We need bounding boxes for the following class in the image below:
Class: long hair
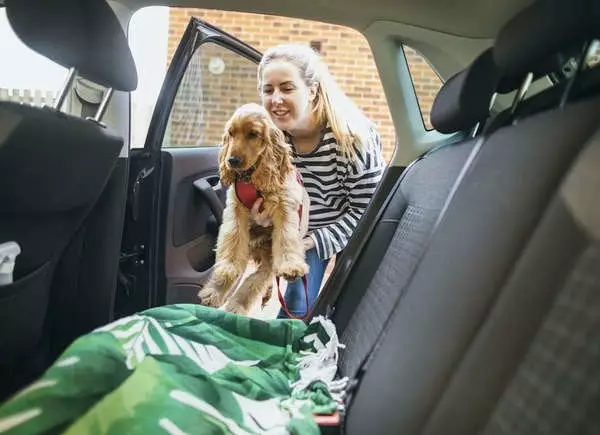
[251,119,293,193]
[258,43,372,161]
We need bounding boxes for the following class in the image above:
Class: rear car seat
[313,48,501,373]
[0,0,137,399]
[337,0,600,433]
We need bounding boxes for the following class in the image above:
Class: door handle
[193,176,224,226]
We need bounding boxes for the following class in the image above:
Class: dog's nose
[228,156,242,167]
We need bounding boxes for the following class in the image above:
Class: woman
[253,43,385,319]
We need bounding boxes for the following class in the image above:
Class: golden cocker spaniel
[198,103,310,314]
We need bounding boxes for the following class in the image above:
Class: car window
[128,7,399,162]
[0,9,67,106]
[163,41,260,149]
[403,45,444,130]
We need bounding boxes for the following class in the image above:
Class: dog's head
[219,103,291,188]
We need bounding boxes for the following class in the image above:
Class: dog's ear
[266,121,291,163]
[268,122,287,149]
[251,114,292,192]
[218,126,235,186]
[264,120,292,186]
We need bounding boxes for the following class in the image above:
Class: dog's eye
[247,131,259,139]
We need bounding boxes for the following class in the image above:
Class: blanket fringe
[290,316,349,410]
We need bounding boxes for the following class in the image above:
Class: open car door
[117,18,262,318]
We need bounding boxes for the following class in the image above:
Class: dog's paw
[198,286,224,308]
[275,258,309,282]
[261,285,273,308]
[214,261,240,284]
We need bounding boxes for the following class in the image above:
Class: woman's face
[260,60,317,134]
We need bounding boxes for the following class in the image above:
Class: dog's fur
[198,103,310,314]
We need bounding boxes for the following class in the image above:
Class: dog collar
[235,162,258,183]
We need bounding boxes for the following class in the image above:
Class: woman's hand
[250,198,273,227]
[302,236,315,252]
[251,199,314,252]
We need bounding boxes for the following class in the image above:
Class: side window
[163,42,259,148]
[0,9,67,106]
[403,45,444,130]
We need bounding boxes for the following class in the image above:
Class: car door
[116,17,262,318]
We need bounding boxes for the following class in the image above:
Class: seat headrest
[5,0,137,92]
[494,0,600,79]
[430,49,500,134]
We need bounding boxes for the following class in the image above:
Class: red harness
[234,179,261,210]
[234,170,310,320]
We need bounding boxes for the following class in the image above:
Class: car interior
[0,0,599,433]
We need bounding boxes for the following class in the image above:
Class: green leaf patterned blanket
[0,304,347,434]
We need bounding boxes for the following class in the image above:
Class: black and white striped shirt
[289,125,385,259]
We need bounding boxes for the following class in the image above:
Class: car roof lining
[116,0,535,39]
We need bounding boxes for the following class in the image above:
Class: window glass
[163,41,259,148]
[403,45,444,130]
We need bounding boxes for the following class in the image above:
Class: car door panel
[163,148,222,304]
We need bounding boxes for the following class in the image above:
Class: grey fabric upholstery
[479,134,600,435]
[483,244,600,435]
[343,91,600,434]
[421,132,600,435]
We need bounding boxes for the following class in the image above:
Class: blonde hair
[258,43,373,161]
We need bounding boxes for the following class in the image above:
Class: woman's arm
[310,128,385,259]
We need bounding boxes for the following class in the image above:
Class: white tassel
[290,316,349,409]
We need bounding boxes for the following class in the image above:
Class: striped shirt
[288,124,385,259]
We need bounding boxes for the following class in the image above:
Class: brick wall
[166,8,443,161]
